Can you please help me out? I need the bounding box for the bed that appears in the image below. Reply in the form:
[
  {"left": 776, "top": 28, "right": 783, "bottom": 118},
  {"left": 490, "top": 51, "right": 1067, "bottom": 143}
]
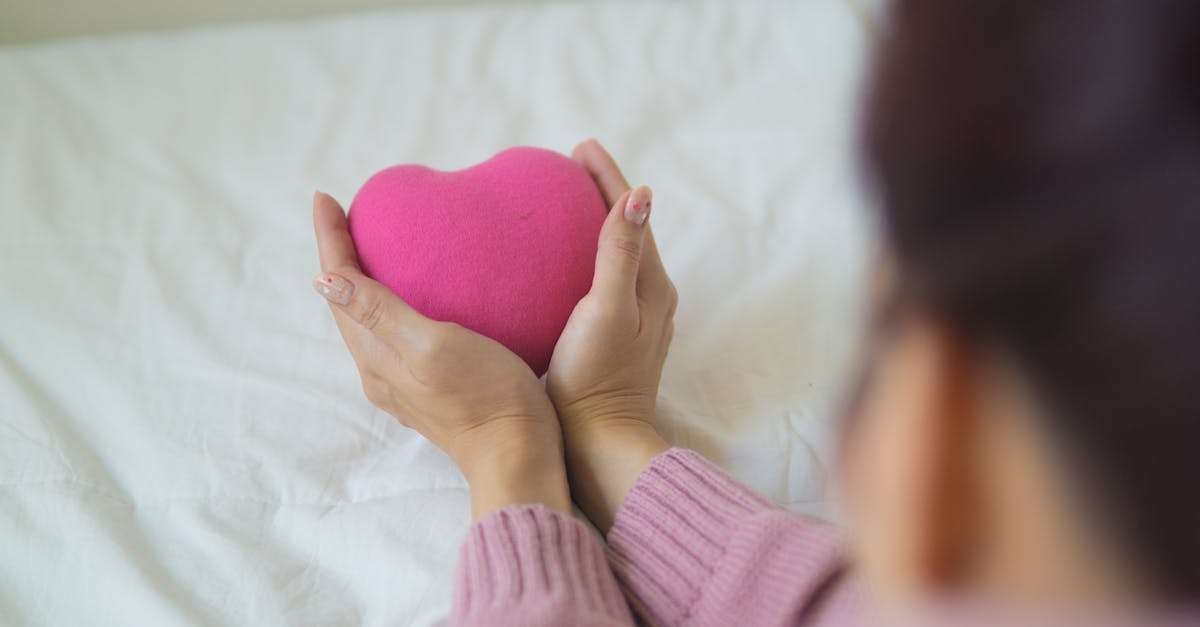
[{"left": 0, "top": 1, "right": 876, "bottom": 624}]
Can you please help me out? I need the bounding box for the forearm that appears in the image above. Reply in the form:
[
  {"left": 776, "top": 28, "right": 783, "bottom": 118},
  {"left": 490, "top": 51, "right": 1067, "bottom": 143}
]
[
  {"left": 450, "top": 423, "right": 634, "bottom": 625},
  {"left": 560, "top": 418, "right": 669, "bottom": 532},
  {"left": 605, "top": 448, "right": 861, "bottom": 626},
  {"left": 452, "top": 505, "right": 635, "bottom": 626}
]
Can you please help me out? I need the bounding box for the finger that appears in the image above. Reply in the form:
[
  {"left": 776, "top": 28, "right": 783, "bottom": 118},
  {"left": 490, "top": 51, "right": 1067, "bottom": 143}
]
[
  {"left": 311, "top": 190, "right": 374, "bottom": 352},
  {"left": 313, "top": 190, "right": 363, "bottom": 273},
  {"left": 639, "top": 226, "right": 668, "bottom": 282},
  {"left": 571, "top": 140, "right": 671, "bottom": 296},
  {"left": 311, "top": 191, "right": 433, "bottom": 347},
  {"left": 592, "top": 186, "right": 652, "bottom": 300},
  {"left": 571, "top": 138, "right": 631, "bottom": 207}
]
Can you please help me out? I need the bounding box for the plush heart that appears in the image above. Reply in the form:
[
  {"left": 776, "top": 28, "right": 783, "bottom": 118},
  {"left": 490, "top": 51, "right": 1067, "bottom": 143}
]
[{"left": 347, "top": 147, "right": 607, "bottom": 376}]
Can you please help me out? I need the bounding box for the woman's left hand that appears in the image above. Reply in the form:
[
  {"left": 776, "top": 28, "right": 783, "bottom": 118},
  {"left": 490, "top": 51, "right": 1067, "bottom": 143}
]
[{"left": 310, "top": 191, "right": 570, "bottom": 519}]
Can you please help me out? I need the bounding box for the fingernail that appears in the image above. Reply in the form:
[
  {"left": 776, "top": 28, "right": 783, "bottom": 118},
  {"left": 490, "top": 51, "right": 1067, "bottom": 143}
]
[
  {"left": 312, "top": 272, "right": 354, "bottom": 305},
  {"left": 624, "top": 186, "right": 652, "bottom": 225}
]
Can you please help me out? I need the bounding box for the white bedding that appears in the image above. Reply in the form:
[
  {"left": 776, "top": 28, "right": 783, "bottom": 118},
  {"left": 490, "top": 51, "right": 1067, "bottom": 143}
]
[{"left": 0, "top": 1, "right": 874, "bottom": 624}]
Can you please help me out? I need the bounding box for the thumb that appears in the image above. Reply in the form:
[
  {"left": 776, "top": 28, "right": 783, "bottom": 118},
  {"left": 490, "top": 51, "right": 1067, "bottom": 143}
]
[
  {"left": 312, "top": 269, "right": 431, "bottom": 347},
  {"left": 311, "top": 190, "right": 433, "bottom": 347},
  {"left": 592, "top": 185, "right": 652, "bottom": 300}
]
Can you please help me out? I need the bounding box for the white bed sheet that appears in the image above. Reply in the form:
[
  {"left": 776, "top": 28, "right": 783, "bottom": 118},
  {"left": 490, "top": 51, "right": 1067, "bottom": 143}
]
[{"left": 0, "top": 1, "right": 875, "bottom": 624}]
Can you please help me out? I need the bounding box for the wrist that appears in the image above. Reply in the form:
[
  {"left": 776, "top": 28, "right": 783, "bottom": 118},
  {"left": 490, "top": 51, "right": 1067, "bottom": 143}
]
[
  {"left": 555, "top": 393, "right": 657, "bottom": 438},
  {"left": 452, "top": 418, "right": 572, "bottom": 520},
  {"left": 561, "top": 418, "right": 669, "bottom": 533},
  {"left": 562, "top": 416, "right": 666, "bottom": 461}
]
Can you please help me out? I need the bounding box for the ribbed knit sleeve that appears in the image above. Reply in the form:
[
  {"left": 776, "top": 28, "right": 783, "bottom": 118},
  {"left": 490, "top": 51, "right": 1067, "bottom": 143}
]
[
  {"left": 606, "top": 448, "right": 861, "bottom": 626},
  {"left": 451, "top": 505, "right": 634, "bottom": 626}
]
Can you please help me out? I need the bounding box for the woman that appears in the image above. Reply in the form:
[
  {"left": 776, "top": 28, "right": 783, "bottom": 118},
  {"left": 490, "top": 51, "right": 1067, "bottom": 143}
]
[{"left": 310, "top": 0, "right": 1200, "bottom": 623}]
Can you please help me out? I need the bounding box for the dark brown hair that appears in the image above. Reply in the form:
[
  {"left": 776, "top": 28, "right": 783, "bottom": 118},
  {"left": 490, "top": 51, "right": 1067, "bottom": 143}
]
[{"left": 864, "top": 0, "right": 1200, "bottom": 598}]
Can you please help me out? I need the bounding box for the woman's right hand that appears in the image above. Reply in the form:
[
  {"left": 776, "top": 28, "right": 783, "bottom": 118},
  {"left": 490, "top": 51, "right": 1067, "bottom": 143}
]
[{"left": 545, "top": 139, "right": 677, "bottom": 531}]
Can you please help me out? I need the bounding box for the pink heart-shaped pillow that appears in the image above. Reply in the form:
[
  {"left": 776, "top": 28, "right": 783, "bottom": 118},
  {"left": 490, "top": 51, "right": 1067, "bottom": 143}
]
[{"left": 347, "top": 147, "right": 607, "bottom": 376}]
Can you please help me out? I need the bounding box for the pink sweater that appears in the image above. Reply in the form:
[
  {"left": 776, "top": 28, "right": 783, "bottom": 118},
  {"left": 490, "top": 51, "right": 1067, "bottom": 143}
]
[{"left": 452, "top": 448, "right": 860, "bottom": 626}]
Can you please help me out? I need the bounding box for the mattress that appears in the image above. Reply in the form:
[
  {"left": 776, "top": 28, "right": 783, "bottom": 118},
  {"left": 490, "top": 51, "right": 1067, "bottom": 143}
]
[{"left": 0, "top": 1, "right": 875, "bottom": 624}]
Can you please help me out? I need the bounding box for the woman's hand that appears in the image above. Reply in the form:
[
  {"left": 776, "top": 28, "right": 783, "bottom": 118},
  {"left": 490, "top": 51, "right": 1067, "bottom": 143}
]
[
  {"left": 311, "top": 191, "right": 570, "bottom": 519},
  {"left": 545, "top": 140, "right": 676, "bottom": 531}
]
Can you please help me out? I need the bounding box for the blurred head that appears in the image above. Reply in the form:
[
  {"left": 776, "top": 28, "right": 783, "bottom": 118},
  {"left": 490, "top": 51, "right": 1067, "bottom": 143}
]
[{"left": 840, "top": 0, "right": 1200, "bottom": 608}]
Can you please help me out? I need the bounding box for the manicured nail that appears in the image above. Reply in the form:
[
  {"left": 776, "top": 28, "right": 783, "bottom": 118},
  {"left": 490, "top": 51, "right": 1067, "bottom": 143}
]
[
  {"left": 312, "top": 272, "right": 354, "bottom": 305},
  {"left": 624, "top": 186, "right": 652, "bottom": 225}
]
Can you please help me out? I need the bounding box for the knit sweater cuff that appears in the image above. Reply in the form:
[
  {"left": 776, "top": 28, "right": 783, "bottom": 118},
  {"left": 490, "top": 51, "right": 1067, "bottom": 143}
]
[
  {"left": 452, "top": 505, "right": 632, "bottom": 626},
  {"left": 606, "top": 448, "right": 848, "bottom": 625}
]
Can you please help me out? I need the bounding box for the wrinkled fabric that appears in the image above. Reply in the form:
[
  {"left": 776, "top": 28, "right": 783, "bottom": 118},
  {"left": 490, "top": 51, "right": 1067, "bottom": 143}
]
[{"left": 0, "top": 1, "right": 873, "bottom": 624}]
